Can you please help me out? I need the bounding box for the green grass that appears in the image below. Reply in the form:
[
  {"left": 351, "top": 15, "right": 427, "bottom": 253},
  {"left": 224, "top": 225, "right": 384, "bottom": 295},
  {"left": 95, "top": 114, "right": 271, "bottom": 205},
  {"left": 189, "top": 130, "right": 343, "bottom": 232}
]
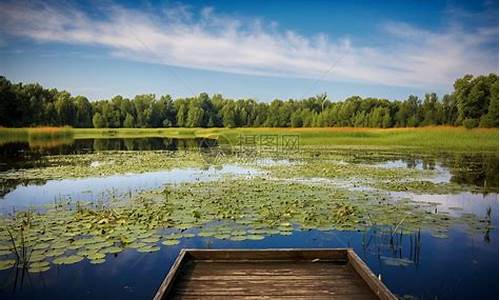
[
  {"left": 0, "top": 127, "right": 74, "bottom": 147},
  {"left": 1, "top": 126, "right": 498, "bottom": 152}
]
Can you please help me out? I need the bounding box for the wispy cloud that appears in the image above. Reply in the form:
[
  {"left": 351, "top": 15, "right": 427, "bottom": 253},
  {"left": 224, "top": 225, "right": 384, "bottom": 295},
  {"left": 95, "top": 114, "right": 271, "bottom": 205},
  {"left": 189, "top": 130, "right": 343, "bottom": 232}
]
[{"left": 0, "top": 0, "right": 497, "bottom": 88}]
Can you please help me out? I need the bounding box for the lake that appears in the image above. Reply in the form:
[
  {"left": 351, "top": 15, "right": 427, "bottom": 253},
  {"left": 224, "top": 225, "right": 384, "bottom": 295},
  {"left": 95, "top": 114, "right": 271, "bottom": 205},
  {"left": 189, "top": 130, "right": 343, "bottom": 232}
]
[{"left": 0, "top": 137, "right": 498, "bottom": 300}]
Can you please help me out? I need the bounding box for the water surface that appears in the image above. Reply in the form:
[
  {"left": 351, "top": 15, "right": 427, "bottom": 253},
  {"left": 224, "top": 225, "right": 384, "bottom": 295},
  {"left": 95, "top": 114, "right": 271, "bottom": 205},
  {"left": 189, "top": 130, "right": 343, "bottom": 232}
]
[{"left": 0, "top": 137, "right": 497, "bottom": 300}]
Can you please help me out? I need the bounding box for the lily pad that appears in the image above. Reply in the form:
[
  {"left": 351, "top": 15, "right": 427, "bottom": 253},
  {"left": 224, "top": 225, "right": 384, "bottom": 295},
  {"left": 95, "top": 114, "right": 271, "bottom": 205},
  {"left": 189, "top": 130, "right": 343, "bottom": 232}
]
[
  {"left": 29, "top": 252, "right": 47, "bottom": 262},
  {"left": 53, "top": 255, "right": 84, "bottom": 265},
  {"left": 228, "top": 236, "right": 247, "bottom": 241},
  {"left": 125, "top": 241, "right": 145, "bottom": 248},
  {"left": 141, "top": 236, "right": 160, "bottom": 243},
  {"left": 29, "top": 261, "right": 51, "bottom": 273},
  {"left": 32, "top": 242, "right": 51, "bottom": 250},
  {"left": 161, "top": 239, "right": 180, "bottom": 246},
  {"left": 137, "top": 245, "right": 160, "bottom": 253},
  {"left": 245, "top": 234, "right": 265, "bottom": 240},
  {"left": 90, "top": 259, "right": 106, "bottom": 264},
  {"left": 101, "top": 246, "right": 122, "bottom": 254},
  {"left": 0, "top": 244, "right": 12, "bottom": 251},
  {"left": 381, "top": 256, "right": 413, "bottom": 267},
  {"left": 88, "top": 252, "right": 106, "bottom": 260},
  {"left": 0, "top": 250, "right": 12, "bottom": 256},
  {"left": 45, "top": 249, "right": 65, "bottom": 258},
  {"left": 0, "top": 259, "right": 16, "bottom": 270}
]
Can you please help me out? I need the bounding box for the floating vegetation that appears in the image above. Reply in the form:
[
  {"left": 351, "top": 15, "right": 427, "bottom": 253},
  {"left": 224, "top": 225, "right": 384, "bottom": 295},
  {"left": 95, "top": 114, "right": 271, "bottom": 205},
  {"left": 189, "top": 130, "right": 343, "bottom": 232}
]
[
  {"left": 161, "top": 239, "right": 180, "bottom": 246},
  {"left": 0, "top": 258, "right": 15, "bottom": 270},
  {"left": 0, "top": 150, "right": 219, "bottom": 183},
  {"left": 0, "top": 173, "right": 492, "bottom": 273},
  {"left": 28, "top": 261, "right": 51, "bottom": 273},
  {"left": 142, "top": 236, "right": 161, "bottom": 243},
  {"left": 101, "top": 246, "right": 122, "bottom": 254},
  {"left": 381, "top": 256, "right": 414, "bottom": 267},
  {"left": 137, "top": 245, "right": 160, "bottom": 253},
  {"left": 53, "top": 255, "right": 84, "bottom": 265},
  {"left": 259, "top": 158, "right": 432, "bottom": 183},
  {"left": 370, "top": 180, "right": 480, "bottom": 194},
  {"left": 0, "top": 146, "right": 496, "bottom": 275},
  {"left": 90, "top": 258, "right": 106, "bottom": 264},
  {"left": 87, "top": 252, "right": 105, "bottom": 260}
]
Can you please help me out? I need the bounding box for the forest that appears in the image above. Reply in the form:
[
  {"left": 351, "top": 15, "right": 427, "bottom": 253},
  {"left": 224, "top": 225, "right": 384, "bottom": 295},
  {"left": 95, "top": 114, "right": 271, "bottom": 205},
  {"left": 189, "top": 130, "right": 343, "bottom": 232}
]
[{"left": 0, "top": 74, "right": 498, "bottom": 129}]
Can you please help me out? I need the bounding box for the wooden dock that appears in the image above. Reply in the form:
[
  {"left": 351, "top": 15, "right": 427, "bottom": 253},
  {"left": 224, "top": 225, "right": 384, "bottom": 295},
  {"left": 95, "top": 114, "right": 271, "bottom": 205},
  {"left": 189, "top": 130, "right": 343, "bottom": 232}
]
[{"left": 154, "top": 248, "right": 397, "bottom": 300}]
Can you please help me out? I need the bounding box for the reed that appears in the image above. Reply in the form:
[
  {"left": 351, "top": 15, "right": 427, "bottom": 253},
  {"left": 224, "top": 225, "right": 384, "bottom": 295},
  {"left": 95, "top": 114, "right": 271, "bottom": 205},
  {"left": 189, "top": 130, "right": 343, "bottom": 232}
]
[{"left": 0, "top": 126, "right": 497, "bottom": 151}]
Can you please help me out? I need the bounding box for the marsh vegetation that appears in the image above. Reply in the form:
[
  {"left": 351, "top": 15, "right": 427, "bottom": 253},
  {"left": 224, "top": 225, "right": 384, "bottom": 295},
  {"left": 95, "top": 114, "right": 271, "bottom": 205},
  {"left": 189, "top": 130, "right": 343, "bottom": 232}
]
[{"left": 0, "top": 130, "right": 497, "bottom": 299}]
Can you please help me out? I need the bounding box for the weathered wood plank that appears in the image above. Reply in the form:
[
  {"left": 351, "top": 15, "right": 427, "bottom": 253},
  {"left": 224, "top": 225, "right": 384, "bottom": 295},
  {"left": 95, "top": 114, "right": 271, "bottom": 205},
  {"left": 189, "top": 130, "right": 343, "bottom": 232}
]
[
  {"left": 174, "top": 284, "right": 373, "bottom": 296},
  {"left": 174, "top": 288, "right": 375, "bottom": 297},
  {"left": 154, "top": 248, "right": 396, "bottom": 300},
  {"left": 185, "top": 275, "right": 359, "bottom": 281},
  {"left": 175, "top": 278, "right": 370, "bottom": 289},
  {"left": 184, "top": 248, "right": 348, "bottom": 261},
  {"left": 172, "top": 295, "right": 378, "bottom": 300},
  {"left": 181, "top": 261, "right": 353, "bottom": 276},
  {"left": 347, "top": 249, "right": 397, "bottom": 300},
  {"left": 153, "top": 249, "right": 187, "bottom": 300}
]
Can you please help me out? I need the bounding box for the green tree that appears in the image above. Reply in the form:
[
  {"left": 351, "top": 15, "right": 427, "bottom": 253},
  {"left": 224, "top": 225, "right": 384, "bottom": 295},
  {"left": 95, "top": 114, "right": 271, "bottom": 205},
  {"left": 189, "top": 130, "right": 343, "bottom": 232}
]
[
  {"left": 92, "top": 112, "right": 106, "bottom": 128},
  {"left": 123, "top": 113, "right": 135, "bottom": 128},
  {"left": 55, "top": 91, "right": 76, "bottom": 126},
  {"left": 290, "top": 110, "right": 303, "bottom": 127},
  {"left": 186, "top": 100, "right": 204, "bottom": 127},
  {"left": 382, "top": 107, "right": 392, "bottom": 128},
  {"left": 221, "top": 102, "right": 236, "bottom": 128},
  {"left": 454, "top": 74, "right": 496, "bottom": 127},
  {"left": 44, "top": 102, "right": 58, "bottom": 126},
  {"left": 421, "top": 93, "right": 441, "bottom": 126},
  {"left": 480, "top": 75, "right": 499, "bottom": 128},
  {"left": 74, "top": 96, "right": 93, "bottom": 127},
  {"left": 175, "top": 101, "right": 188, "bottom": 127},
  {"left": 442, "top": 94, "right": 458, "bottom": 125},
  {"left": 0, "top": 74, "right": 497, "bottom": 129},
  {"left": 159, "top": 95, "right": 176, "bottom": 127}
]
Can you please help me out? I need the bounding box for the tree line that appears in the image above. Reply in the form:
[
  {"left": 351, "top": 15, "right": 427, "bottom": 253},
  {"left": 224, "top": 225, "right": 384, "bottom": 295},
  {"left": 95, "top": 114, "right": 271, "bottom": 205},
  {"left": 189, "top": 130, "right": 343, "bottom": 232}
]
[{"left": 0, "top": 74, "right": 497, "bottom": 129}]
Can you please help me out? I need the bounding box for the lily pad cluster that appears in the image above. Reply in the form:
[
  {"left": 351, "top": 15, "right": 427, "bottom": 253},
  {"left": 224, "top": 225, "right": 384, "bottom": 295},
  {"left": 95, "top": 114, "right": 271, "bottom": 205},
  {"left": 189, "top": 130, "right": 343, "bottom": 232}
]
[
  {"left": 0, "top": 150, "right": 216, "bottom": 182},
  {"left": 0, "top": 147, "right": 496, "bottom": 275},
  {"left": 0, "top": 207, "right": 195, "bottom": 273},
  {"left": 1, "top": 175, "right": 493, "bottom": 274},
  {"left": 258, "top": 158, "right": 432, "bottom": 183},
  {"left": 258, "top": 157, "right": 495, "bottom": 194},
  {"left": 369, "top": 180, "right": 486, "bottom": 194}
]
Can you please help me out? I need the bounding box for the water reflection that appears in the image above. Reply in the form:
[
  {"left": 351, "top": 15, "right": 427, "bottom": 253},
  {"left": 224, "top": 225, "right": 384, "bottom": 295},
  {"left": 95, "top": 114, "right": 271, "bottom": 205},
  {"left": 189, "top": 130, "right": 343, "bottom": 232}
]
[
  {"left": 0, "top": 138, "right": 498, "bottom": 192},
  {"left": 0, "top": 227, "right": 497, "bottom": 300},
  {"left": 0, "top": 165, "right": 259, "bottom": 213},
  {"left": 392, "top": 192, "right": 499, "bottom": 221},
  {"left": 362, "top": 226, "right": 422, "bottom": 268},
  {"left": 331, "top": 149, "right": 498, "bottom": 192},
  {"left": 0, "top": 137, "right": 498, "bottom": 299},
  {"left": 0, "top": 137, "right": 216, "bottom": 172}
]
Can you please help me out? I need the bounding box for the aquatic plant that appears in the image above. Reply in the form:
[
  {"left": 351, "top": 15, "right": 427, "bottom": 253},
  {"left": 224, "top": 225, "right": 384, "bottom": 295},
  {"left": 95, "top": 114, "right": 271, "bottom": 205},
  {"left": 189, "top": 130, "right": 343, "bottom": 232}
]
[
  {"left": 0, "top": 172, "right": 493, "bottom": 274},
  {"left": 0, "top": 141, "right": 496, "bottom": 275},
  {"left": 0, "top": 150, "right": 219, "bottom": 182}
]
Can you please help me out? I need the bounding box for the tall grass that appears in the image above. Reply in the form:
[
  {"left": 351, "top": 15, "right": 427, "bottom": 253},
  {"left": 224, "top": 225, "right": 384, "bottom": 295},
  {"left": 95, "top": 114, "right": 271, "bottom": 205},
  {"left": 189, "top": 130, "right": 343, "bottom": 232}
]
[
  {"left": 0, "top": 127, "right": 74, "bottom": 147},
  {"left": 198, "top": 127, "right": 499, "bottom": 152},
  {"left": 0, "top": 126, "right": 497, "bottom": 152}
]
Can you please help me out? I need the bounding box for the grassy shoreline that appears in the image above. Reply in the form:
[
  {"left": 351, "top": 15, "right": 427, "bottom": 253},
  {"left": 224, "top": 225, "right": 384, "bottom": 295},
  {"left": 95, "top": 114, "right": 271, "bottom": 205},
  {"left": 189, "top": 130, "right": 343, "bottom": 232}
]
[{"left": 0, "top": 126, "right": 498, "bottom": 152}]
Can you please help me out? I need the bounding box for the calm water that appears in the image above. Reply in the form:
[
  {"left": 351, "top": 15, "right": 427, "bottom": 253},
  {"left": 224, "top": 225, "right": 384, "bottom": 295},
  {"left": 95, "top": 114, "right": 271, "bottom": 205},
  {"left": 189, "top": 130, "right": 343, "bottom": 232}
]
[{"left": 0, "top": 138, "right": 498, "bottom": 300}]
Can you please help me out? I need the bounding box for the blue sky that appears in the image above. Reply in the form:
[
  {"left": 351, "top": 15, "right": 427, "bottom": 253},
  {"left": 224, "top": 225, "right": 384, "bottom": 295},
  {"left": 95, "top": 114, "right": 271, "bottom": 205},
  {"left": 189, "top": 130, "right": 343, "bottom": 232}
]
[{"left": 0, "top": 0, "right": 498, "bottom": 102}]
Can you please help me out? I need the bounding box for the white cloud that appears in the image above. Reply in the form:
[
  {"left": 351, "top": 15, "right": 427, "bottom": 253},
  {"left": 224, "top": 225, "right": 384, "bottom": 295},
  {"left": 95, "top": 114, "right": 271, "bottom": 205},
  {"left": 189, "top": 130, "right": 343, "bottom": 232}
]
[{"left": 0, "top": 0, "right": 497, "bottom": 88}]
